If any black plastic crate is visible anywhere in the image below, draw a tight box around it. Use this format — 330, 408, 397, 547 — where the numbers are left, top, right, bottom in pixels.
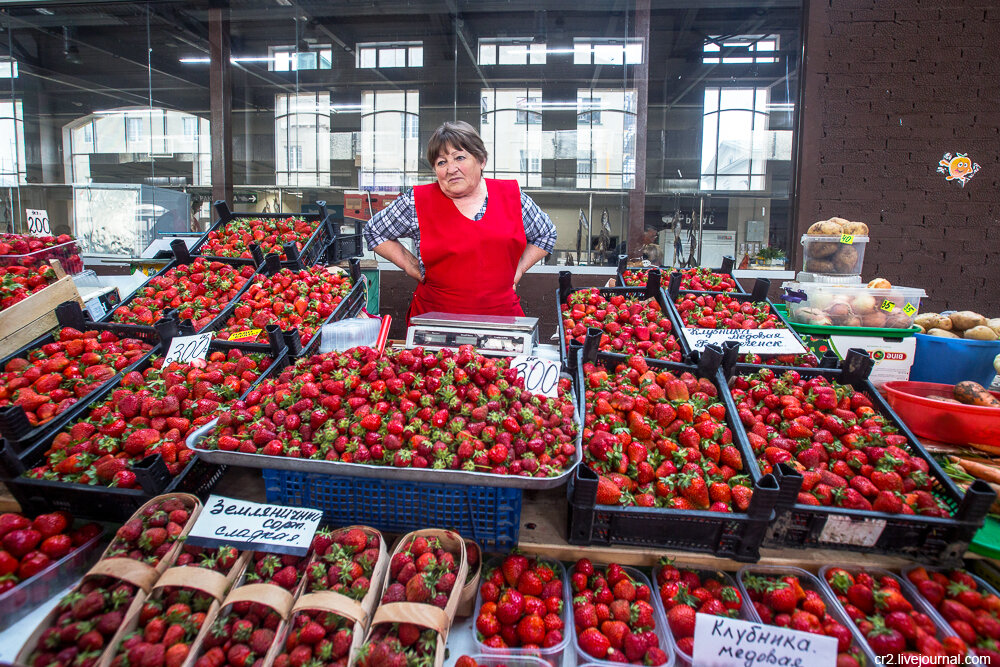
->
615, 254, 748, 293
190, 200, 333, 269
0, 301, 161, 450
726, 352, 995, 564
566, 345, 782, 562
0, 329, 288, 521
556, 269, 690, 374
324, 217, 364, 263
100, 239, 260, 336
207, 256, 365, 359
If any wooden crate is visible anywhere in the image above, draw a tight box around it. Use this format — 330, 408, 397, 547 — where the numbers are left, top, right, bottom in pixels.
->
0, 260, 84, 356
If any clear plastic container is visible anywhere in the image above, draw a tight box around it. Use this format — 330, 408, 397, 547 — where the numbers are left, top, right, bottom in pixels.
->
472, 557, 571, 667
651, 563, 750, 667
795, 272, 863, 285
570, 566, 675, 667
0, 239, 83, 273
800, 234, 869, 276
460, 655, 551, 667
899, 564, 997, 648
318, 316, 382, 353
782, 281, 926, 329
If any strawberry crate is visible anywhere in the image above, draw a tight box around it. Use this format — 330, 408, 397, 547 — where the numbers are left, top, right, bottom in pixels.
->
616, 255, 746, 293
0, 332, 288, 521
0, 301, 159, 450
206, 255, 365, 358
262, 468, 522, 551
324, 217, 364, 262
100, 238, 260, 335
557, 269, 690, 373
190, 200, 333, 269
566, 346, 783, 562
726, 352, 995, 563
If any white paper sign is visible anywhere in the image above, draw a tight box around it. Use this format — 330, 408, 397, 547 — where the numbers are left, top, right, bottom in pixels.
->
162, 332, 212, 366
85, 298, 107, 321
682, 327, 807, 355
185, 495, 323, 556
818, 515, 887, 547
510, 355, 560, 398
691, 613, 838, 667
25, 209, 51, 236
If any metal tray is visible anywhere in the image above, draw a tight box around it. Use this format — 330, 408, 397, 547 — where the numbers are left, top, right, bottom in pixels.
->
186, 374, 582, 491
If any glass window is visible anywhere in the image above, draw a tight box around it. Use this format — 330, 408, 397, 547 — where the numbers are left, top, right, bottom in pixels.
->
125, 116, 143, 143
0, 58, 17, 79
577, 89, 636, 189
478, 39, 546, 66
357, 42, 423, 68
0, 100, 25, 187
480, 89, 542, 188
269, 45, 333, 72
275, 92, 331, 187
360, 90, 419, 188
573, 39, 643, 65
703, 35, 780, 65
700, 87, 769, 191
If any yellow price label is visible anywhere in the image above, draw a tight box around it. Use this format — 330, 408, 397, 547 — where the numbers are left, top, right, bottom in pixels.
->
880, 300, 896, 312
903, 303, 917, 316
229, 329, 262, 341
840, 234, 854, 245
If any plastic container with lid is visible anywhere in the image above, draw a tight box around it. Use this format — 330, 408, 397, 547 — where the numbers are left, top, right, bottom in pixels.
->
801, 234, 868, 276
782, 281, 926, 329
318, 316, 382, 353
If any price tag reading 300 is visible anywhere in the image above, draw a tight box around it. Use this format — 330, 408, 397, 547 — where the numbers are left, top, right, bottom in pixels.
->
163, 333, 212, 366
510, 355, 561, 399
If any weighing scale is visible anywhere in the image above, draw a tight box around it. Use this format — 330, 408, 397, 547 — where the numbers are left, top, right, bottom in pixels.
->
406, 312, 538, 356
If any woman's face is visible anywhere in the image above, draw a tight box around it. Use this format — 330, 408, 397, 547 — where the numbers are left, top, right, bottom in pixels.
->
434, 144, 485, 199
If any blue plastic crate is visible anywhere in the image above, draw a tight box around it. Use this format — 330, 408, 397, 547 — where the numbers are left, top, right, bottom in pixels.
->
262, 469, 522, 550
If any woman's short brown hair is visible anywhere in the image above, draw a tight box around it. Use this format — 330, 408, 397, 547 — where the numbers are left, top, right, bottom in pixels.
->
426, 121, 488, 166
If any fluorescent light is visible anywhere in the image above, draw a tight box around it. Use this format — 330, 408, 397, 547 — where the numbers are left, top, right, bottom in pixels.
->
545, 48, 575, 54
36, 7, 54, 15
329, 104, 363, 113
93, 108, 158, 115
179, 56, 275, 64
179, 57, 210, 64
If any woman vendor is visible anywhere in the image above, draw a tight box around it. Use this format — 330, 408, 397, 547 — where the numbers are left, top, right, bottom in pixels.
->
363, 121, 556, 324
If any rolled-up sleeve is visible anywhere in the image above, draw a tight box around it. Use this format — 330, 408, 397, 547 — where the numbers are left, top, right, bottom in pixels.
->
521, 192, 556, 253
363, 190, 418, 251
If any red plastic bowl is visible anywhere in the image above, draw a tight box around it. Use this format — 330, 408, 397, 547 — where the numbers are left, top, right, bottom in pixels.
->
884, 381, 1000, 446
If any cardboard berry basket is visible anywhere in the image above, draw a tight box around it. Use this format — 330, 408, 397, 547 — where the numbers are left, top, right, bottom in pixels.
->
0, 332, 287, 522
15, 556, 159, 667
205, 254, 365, 358
0, 300, 160, 451
567, 343, 782, 562
97, 554, 239, 667
263, 590, 370, 667
615, 255, 747, 294
650, 561, 752, 667
471, 556, 571, 667
456, 538, 482, 619
816, 564, 959, 661
556, 269, 691, 373
97, 493, 203, 574
182, 579, 296, 667
99, 239, 261, 336
382, 529, 469, 626
736, 564, 871, 667
302, 525, 390, 620
725, 350, 995, 563
361, 602, 451, 667
190, 200, 335, 270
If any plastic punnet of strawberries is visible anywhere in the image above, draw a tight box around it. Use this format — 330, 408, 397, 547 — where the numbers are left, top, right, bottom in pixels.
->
675, 293, 783, 330
382, 534, 460, 608
196, 600, 283, 667
110, 583, 215, 667
656, 558, 743, 657
824, 567, 967, 660
582, 355, 754, 511
905, 567, 1000, 662
205, 345, 578, 476
1, 326, 154, 427
0, 511, 101, 593
215, 267, 354, 345
199, 217, 319, 260
27, 575, 141, 667
731, 368, 952, 516
111, 258, 255, 329
621, 267, 741, 292
26, 350, 271, 488
570, 558, 667, 665
0, 263, 60, 311
356, 623, 439, 667
105, 496, 195, 568
739, 571, 866, 667
304, 526, 381, 599
475, 552, 565, 651
273, 607, 356, 667
561, 288, 683, 361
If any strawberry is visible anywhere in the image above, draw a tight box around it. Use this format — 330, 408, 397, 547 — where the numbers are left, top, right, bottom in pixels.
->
199, 216, 320, 261
675, 293, 783, 330
622, 266, 740, 292
562, 288, 683, 361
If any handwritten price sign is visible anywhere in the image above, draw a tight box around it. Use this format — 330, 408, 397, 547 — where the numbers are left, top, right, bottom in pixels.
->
25, 209, 51, 236
510, 355, 561, 399
163, 333, 212, 366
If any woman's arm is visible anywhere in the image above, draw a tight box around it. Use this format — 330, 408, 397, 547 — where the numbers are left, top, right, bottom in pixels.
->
513, 243, 549, 289
373, 239, 424, 283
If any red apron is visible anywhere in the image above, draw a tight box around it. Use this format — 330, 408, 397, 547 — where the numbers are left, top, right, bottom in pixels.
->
406, 178, 526, 325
